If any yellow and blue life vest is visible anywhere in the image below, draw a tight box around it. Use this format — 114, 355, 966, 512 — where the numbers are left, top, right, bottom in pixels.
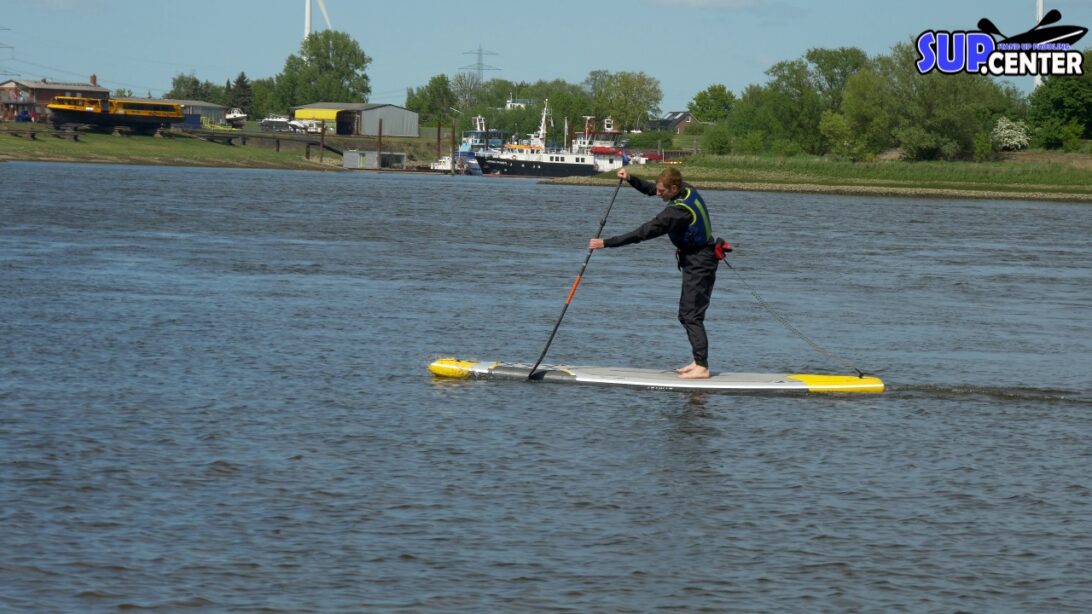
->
668, 186, 713, 249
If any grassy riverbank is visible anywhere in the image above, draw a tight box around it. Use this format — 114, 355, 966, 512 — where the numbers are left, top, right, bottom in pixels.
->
0, 126, 344, 171
552, 152, 1092, 202
3, 123, 1089, 201
0, 123, 448, 171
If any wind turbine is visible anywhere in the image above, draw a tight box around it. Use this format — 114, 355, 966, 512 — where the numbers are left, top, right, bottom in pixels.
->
1034, 0, 1043, 88
304, 0, 333, 40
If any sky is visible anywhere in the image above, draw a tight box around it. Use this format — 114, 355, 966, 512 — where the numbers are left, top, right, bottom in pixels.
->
2, 0, 1089, 113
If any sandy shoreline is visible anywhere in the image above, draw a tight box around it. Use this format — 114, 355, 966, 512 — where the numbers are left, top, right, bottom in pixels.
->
543, 176, 1092, 203
3, 153, 1089, 202
0, 151, 341, 172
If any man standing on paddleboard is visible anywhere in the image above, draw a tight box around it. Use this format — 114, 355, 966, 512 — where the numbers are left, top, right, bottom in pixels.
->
589, 168, 720, 380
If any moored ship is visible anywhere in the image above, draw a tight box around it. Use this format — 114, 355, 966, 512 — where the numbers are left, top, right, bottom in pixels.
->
474, 100, 641, 178
47, 96, 185, 134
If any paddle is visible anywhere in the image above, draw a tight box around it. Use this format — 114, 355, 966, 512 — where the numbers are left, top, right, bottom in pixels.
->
527, 178, 624, 380
977, 18, 1006, 39
1036, 9, 1062, 30
979, 9, 1064, 41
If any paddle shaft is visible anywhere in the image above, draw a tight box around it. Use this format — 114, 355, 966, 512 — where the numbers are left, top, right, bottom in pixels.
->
528, 178, 624, 380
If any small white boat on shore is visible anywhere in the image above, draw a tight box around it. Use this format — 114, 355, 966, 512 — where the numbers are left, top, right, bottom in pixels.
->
430, 155, 481, 175
259, 115, 291, 132
225, 108, 247, 128
430, 156, 454, 171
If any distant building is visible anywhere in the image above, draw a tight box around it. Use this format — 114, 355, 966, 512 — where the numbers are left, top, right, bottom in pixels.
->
290, 102, 419, 137
164, 99, 227, 128
359, 104, 419, 137
658, 111, 698, 135
0, 75, 109, 121
505, 96, 532, 110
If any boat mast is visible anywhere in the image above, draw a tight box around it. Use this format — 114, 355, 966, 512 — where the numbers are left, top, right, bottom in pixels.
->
537, 99, 549, 147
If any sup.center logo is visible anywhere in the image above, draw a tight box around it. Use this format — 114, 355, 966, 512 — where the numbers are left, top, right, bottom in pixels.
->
916, 9, 1087, 77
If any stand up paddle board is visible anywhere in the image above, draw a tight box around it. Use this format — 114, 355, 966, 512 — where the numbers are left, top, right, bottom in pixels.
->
428, 358, 884, 394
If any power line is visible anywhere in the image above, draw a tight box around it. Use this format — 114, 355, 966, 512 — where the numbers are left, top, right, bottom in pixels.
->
370, 87, 412, 102
7, 58, 165, 95
459, 45, 500, 82
0, 25, 17, 77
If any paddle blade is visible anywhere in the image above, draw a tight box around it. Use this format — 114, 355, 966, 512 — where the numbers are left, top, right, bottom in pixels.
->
1038, 9, 1062, 29
977, 18, 1004, 38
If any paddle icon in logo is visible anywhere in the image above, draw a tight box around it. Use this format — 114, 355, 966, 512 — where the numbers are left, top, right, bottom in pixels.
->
977, 9, 1087, 48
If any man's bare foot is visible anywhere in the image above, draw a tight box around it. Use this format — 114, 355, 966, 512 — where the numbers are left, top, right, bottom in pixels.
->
678, 366, 711, 379
675, 362, 698, 374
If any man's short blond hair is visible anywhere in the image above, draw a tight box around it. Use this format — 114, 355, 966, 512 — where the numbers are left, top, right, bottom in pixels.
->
657, 168, 683, 191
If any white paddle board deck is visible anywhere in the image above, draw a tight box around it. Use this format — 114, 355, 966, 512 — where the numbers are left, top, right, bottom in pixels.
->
429, 358, 884, 394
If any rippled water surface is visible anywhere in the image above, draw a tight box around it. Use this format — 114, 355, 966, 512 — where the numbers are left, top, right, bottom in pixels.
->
2, 162, 1090, 611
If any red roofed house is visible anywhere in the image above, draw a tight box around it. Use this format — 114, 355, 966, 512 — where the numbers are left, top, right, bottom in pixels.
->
0, 75, 109, 122
657, 111, 698, 135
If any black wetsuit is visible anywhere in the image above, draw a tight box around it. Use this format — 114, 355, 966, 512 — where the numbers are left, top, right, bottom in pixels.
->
602, 177, 719, 368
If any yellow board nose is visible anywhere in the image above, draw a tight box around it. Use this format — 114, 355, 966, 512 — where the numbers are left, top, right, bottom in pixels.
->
428, 358, 478, 378
786, 374, 885, 393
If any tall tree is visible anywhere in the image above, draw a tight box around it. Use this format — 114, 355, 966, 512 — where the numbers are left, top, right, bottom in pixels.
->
764, 59, 825, 154
206, 82, 227, 105
274, 30, 371, 108
839, 68, 898, 154
512, 79, 592, 140
580, 70, 661, 131
804, 47, 870, 111
249, 77, 278, 119
725, 83, 782, 153
451, 72, 483, 109
687, 84, 736, 122
583, 69, 613, 120
1028, 49, 1092, 141
226, 72, 253, 113
405, 74, 455, 124
879, 42, 1022, 160
166, 72, 226, 104
166, 73, 204, 100
477, 78, 519, 108
607, 71, 662, 131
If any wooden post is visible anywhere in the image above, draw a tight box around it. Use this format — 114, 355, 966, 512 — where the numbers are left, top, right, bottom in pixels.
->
377, 118, 383, 170
320, 122, 325, 163
450, 116, 457, 175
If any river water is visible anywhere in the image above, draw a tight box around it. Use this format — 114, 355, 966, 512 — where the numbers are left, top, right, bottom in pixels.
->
2, 161, 1090, 611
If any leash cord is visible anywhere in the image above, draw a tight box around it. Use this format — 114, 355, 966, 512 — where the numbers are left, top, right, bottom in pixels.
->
721, 261, 870, 378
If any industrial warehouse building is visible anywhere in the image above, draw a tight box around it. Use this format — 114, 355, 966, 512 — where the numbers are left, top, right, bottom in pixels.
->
165, 99, 227, 128
289, 102, 419, 137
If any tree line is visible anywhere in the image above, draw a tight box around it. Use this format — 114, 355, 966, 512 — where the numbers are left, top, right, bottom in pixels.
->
165, 30, 664, 144
404, 69, 663, 146
166, 31, 371, 120
689, 45, 1092, 160
164, 30, 1088, 160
